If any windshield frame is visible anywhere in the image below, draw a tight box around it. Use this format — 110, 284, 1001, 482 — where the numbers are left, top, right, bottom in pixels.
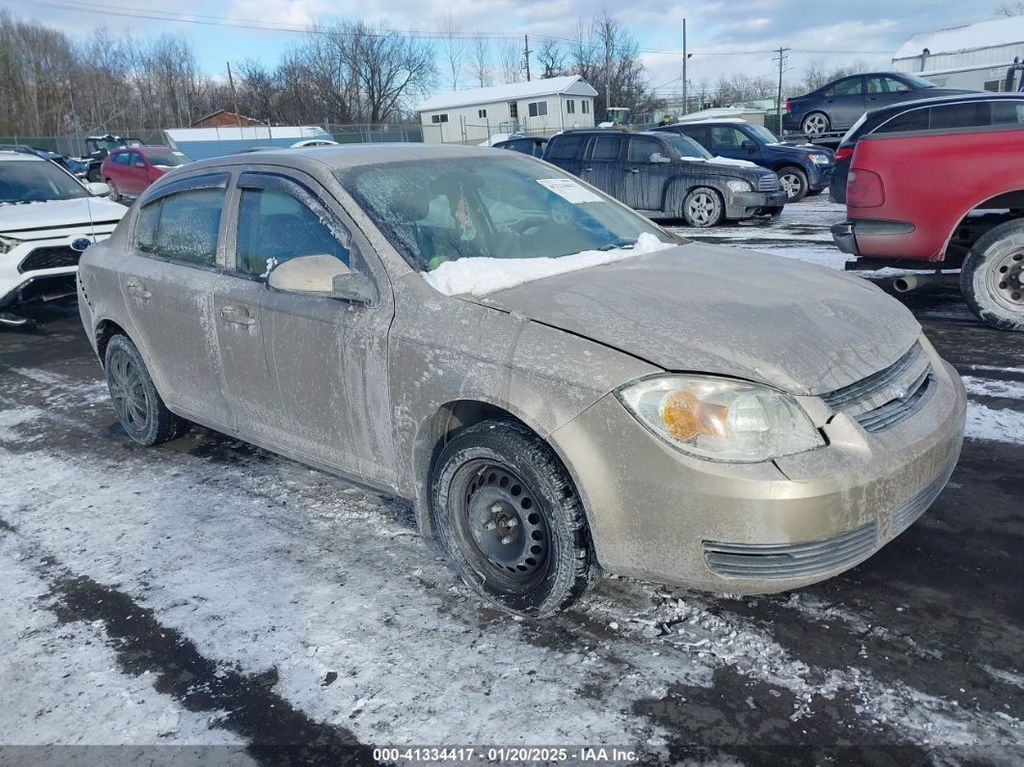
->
742, 122, 780, 144
900, 73, 937, 89
0, 158, 89, 205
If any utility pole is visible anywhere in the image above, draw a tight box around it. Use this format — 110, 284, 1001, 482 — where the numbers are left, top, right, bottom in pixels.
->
524, 34, 532, 81
226, 61, 242, 128
681, 19, 687, 115
773, 47, 789, 135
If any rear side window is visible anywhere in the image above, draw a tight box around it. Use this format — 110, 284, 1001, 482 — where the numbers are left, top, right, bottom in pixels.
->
112, 152, 130, 165
832, 77, 863, 97
876, 101, 1024, 134
135, 188, 225, 267
992, 101, 1024, 125
875, 109, 929, 134
589, 135, 622, 161
929, 102, 992, 130
546, 135, 584, 160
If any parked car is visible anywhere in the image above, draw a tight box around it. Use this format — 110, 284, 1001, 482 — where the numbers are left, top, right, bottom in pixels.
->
655, 119, 834, 201
101, 146, 189, 202
493, 136, 548, 158
78, 145, 965, 616
832, 92, 1024, 331
0, 151, 124, 325
542, 129, 786, 227
81, 134, 144, 182
784, 72, 973, 138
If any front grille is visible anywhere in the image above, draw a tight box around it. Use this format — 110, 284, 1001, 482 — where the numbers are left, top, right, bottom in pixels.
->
18, 246, 80, 273
891, 462, 956, 536
822, 343, 934, 432
756, 175, 781, 192
703, 522, 878, 579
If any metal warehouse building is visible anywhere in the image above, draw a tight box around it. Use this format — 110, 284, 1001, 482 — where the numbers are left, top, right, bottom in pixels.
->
417, 75, 598, 144
893, 16, 1024, 91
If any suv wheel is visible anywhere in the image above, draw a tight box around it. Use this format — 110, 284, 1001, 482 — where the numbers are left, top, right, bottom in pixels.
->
777, 166, 809, 201
801, 112, 830, 137
104, 334, 191, 445
961, 219, 1024, 331
682, 187, 723, 228
429, 420, 600, 617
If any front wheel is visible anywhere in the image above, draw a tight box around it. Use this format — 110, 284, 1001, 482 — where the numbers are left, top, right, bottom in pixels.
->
104, 334, 191, 444
106, 179, 120, 203
961, 219, 1024, 331
429, 420, 600, 617
777, 166, 809, 201
682, 187, 724, 228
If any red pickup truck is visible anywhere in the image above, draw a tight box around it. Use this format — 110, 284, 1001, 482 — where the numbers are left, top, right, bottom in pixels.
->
832, 93, 1024, 331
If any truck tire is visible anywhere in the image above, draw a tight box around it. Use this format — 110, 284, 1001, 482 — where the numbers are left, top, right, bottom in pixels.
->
960, 218, 1024, 331
429, 420, 601, 617
777, 166, 809, 201
682, 187, 724, 227
104, 334, 191, 445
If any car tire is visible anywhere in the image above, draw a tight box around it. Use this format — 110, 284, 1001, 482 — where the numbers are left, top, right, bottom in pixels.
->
104, 334, 191, 445
682, 187, 724, 228
777, 166, 809, 201
429, 420, 601, 617
960, 218, 1024, 331
801, 112, 831, 137
106, 179, 120, 203
806, 187, 825, 197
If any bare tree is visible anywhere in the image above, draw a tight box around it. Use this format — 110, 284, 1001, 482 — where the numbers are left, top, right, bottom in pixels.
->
469, 36, 494, 87
438, 15, 463, 90
998, 2, 1024, 15
498, 39, 522, 84
537, 39, 566, 79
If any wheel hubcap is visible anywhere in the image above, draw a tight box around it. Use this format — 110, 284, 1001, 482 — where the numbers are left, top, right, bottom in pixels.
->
458, 462, 549, 581
108, 349, 149, 431
688, 194, 714, 225
990, 250, 1024, 308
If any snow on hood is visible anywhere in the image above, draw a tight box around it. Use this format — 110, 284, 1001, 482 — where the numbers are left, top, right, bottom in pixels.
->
422, 232, 673, 297
0, 197, 126, 233
681, 156, 761, 169
477, 243, 921, 395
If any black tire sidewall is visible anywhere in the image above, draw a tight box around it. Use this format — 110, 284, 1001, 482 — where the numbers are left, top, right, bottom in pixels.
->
960, 220, 1024, 331
104, 335, 165, 445
429, 422, 591, 616
683, 187, 723, 227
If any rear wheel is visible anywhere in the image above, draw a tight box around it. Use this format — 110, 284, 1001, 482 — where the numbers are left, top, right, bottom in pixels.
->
429, 420, 600, 617
960, 218, 1024, 331
777, 166, 809, 201
682, 187, 724, 227
106, 179, 120, 203
801, 112, 830, 137
104, 334, 191, 445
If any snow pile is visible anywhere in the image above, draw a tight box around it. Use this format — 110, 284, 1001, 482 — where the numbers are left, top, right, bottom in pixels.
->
422, 232, 674, 297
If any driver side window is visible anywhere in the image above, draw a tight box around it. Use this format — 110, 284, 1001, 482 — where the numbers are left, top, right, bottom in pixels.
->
235, 186, 350, 279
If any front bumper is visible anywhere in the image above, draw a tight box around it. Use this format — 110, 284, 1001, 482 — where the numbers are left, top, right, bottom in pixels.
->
1, 230, 115, 309
807, 164, 834, 190
549, 354, 966, 594
725, 190, 787, 220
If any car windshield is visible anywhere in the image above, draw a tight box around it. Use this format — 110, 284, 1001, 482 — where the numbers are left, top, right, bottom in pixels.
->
901, 73, 936, 89
339, 155, 672, 271
145, 150, 189, 168
0, 160, 87, 204
744, 123, 780, 144
665, 135, 713, 160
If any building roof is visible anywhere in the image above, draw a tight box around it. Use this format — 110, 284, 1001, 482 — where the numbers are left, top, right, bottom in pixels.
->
190, 109, 263, 128
895, 16, 1024, 60
417, 76, 597, 112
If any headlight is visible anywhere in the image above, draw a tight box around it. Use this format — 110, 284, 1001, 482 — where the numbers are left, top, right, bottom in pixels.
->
810, 154, 832, 166
726, 179, 752, 193
0, 235, 20, 254
616, 375, 825, 463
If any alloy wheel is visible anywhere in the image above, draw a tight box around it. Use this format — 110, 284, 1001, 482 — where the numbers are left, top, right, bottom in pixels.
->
780, 172, 804, 200
686, 193, 716, 226
107, 347, 151, 432
802, 113, 829, 137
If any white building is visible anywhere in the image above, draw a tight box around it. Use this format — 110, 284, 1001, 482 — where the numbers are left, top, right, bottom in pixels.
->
892, 16, 1024, 91
417, 76, 598, 144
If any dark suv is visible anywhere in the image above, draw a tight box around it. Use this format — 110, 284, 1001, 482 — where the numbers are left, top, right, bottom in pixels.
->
542, 130, 786, 227
655, 119, 834, 201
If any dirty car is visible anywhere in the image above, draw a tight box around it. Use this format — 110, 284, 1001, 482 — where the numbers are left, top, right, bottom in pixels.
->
77, 144, 967, 617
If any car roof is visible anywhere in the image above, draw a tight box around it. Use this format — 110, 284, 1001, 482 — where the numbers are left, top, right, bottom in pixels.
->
0, 150, 44, 162
842, 91, 1024, 144
662, 118, 751, 126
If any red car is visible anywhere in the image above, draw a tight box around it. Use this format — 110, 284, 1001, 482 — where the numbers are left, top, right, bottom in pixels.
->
101, 146, 188, 203
832, 93, 1024, 331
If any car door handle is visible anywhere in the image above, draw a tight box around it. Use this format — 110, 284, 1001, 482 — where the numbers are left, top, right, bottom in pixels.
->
581, 167, 592, 172
627, 168, 640, 174
125, 279, 151, 300
219, 305, 255, 326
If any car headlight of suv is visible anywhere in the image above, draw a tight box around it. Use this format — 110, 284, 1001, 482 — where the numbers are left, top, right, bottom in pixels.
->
726, 179, 752, 193
0, 235, 21, 254
810, 154, 832, 166
616, 374, 825, 463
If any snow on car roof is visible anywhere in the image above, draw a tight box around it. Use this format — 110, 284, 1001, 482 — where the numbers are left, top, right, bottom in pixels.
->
671, 117, 751, 126
895, 16, 1024, 59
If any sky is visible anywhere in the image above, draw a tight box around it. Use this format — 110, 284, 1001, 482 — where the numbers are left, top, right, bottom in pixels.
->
0, 0, 995, 96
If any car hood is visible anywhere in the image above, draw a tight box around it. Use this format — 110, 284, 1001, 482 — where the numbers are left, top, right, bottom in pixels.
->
677, 158, 769, 182
477, 243, 920, 395
765, 143, 832, 161
0, 197, 126, 233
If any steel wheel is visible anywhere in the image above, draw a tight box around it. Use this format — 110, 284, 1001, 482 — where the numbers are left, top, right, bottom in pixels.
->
107, 346, 151, 432
988, 249, 1024, 312
683, 188, 723, 228
452, 460, 550, 593
801, 112, 830, 137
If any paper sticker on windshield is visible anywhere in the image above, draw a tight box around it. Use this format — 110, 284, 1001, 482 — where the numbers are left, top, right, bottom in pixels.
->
537, 178, 603, 204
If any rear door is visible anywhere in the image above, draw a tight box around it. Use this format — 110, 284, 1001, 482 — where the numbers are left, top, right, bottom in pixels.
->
583, 134, 624, 201
675, 125, 711, 152
707, 124, 751, 162
543, 134, 586, 177
826, 76, 867, 129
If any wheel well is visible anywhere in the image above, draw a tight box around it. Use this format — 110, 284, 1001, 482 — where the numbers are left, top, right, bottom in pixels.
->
944, 192, 1024, 265
413, 400, 536, 536
94, 319, 128, 366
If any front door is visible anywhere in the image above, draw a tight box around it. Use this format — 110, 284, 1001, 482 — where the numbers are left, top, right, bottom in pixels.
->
121, 174, 233, 430
223, 170, 396, 483
623, 136, 671, 212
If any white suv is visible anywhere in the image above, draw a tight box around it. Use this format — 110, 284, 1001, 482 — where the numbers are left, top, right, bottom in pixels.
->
0, 151, 126, 325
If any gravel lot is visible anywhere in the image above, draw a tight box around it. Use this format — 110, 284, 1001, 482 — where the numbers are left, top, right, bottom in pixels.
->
1, 198, 1022, 764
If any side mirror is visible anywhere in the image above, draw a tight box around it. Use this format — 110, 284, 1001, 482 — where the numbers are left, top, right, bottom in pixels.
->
86, 182, 110, 197
741, 140, 757, 152
649, 152, 671, 164
267, 254, 376, 305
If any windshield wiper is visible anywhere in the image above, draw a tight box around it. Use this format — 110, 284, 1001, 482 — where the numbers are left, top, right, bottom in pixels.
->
597, 239, 636, 251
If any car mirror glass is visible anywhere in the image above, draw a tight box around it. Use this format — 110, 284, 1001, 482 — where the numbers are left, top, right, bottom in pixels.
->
741, 140, 757, 152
